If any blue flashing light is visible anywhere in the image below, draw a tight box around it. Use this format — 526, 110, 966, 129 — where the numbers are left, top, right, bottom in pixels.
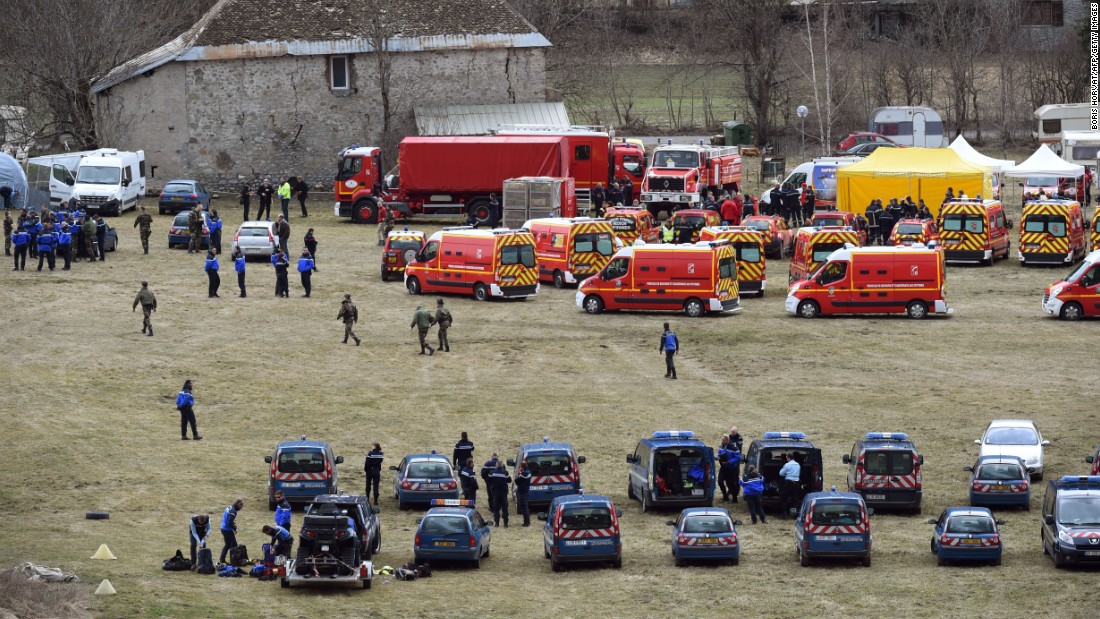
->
652, 430, 695, 440
865, 432, 909, 441
1060, 476, 1100, 484
762, 432, 806, 440
543, 437, 550, 443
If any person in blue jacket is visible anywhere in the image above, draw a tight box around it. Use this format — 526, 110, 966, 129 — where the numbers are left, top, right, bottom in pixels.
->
232, 246, 246, 297
273, 491, 291, 530
220, 499, 244, 564
189, 514, 210, 567
659, 322, 679, 379
208, 209, 223, 254
11, 224, 30, 271
740, 465, 766, 524
262, 524, 293, 558
297, 248, 315, 297
56, 222, 72, 270
176, 379, 202, 440
36, 221, 58, 271
205, 248, 220, 298
717, 436, 742, 503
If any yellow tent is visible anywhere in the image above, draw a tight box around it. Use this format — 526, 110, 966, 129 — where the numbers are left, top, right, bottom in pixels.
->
836, 148, 993, 217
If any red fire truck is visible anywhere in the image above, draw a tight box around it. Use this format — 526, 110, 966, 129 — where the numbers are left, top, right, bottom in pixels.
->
641, 143, 742, 218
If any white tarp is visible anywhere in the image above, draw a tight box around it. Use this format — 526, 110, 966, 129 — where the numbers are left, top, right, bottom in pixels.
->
947, 136, 1015, 172
1003, 144, 1084, 178
0, 152, 29, 211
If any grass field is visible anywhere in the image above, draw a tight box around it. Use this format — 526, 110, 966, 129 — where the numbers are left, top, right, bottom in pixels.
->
2, 164, 1099, 618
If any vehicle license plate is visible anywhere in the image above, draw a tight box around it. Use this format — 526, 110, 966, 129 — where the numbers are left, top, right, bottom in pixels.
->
565, 540, 586, 546
991, 485, 1009, 491
420, 484, 439, 490
816, 535, 836, 541
530, 485, 550, 491
1025, 243, 1040, 249
960, 539, 981, 545
945, 238, 961, 245
697, 538, 717, 545
435, 541, 455, 547
867, 494, 886, 500
1084, 551, 1100, 557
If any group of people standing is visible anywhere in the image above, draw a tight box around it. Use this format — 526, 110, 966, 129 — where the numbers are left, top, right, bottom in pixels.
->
7, 205, 109, 271
590, 176, 636, 216
239, 177, 309, 221
864, 195, 934, 245
765, 182, 817, 228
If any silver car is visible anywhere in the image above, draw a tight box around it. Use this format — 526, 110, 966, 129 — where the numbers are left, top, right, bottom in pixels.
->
975, 419, 1050, 480
233, 221, 277, 257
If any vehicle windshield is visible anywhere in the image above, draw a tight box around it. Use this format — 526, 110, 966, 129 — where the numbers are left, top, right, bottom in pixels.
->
653, 150, 699, 169
815, 216, 846, 227
985, 427, 1038, 445
718, 256, 736, 279
525, 453, 572, 476
574, 232, 615, 256
744, 220, 769, 232
896, 223, 924, 235
942, 214, 984, 233
1058, 497, 1100, 526
1024, 214, 1067, 237
1026, 176, 1059, 187
1071, 145, 1100, 161
337, 156, 362, 178
561, 507, 612, 530
422, 515, 468, 535
76, 165, 121, 185
976, 464, 1024, 481
408, 461, 451, 479
683, 516, 732, 534
388, 239, 422, 251
946, 516, 994, 534
277, 449, 325, 473
678, 216, 707, 229
863, 451, 913, 475
238, 227, 270, 237
811, 503, 862, 525
812, 242, 845, 263
164, 182, 194, 193
622, 155, 644, 175
735, 243, 761, 262
1064, 261, 1092, 282
500, 244, 536, 269
607, 215, 637, 232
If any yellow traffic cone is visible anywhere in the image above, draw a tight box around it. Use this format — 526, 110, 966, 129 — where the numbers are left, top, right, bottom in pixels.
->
94, 579, 116, 595
90, 544, 116, 560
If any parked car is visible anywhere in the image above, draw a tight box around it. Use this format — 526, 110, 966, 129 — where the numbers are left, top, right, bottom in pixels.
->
928, 507, 1004, 566
742, 215, 794, 259
666, 507, 741, 566
413, 499, 491, 568
975, 420, 1049, 481
964, 455, 1031, 510
390, 452, 459, 509
168, 211, 211, 249
158, 180, 211, 215
838, 142, 900, 157
834, 132, 900, 154
233, 221, 278, 258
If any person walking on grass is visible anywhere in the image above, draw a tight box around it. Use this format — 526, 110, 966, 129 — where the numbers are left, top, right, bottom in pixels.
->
205, 248, 220, 298
232, 246, 246, 297
132, 280, 157, 336
410, 304, 436, 355
297, 248, 314, 297
337, 293, 361, 345
176, 379, 202, 440
660, 322, 679, 379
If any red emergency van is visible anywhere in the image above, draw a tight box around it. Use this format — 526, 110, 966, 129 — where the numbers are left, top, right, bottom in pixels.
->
603, 206, 660, 245
404, 227, 539, 300
525, 217, 620, 287
670, 209, 722, 243
699, 226, 767, 296
810, 211, 868, 246
786, 245, 952, 319
1090, 208, 1100, 251
576, 241, 741, 316
1042, 249, 1100, 320
788, 226, 862, 284
1018, 199, 1087, 266
938, 200, 1011, 265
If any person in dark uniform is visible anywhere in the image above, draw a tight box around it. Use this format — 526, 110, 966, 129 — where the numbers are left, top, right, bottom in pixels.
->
81, 216, 96, 261
481, 452, 500, 507
133, 206, 153, 254
767, 183, 782, 216
460, 457, 479, 503
25, 211, 39, 259
208, 209, 223, 255
132, 280, 157, 336
219, 499, 243, 564
726, 426, 744, 502
296, 176, 309, 217
740, 466, 766, 524
591, 183, 605, 217
232, 246, 246, 297
189, 514, 210, 568
660, 322, 679, 379
273, 491, 291, 530
5, 208, 14, 256
176, 379, 202, 440
717, 436, 737, 502
256, 178, 274, 221
802, 184, 816, 224
877, 206, 896, 247
364, 442, 383, 504
274, 215, 290, 257
487, 462, 512, 527
262, 524, 293, 558
205, 248, 220, 297
488, 193, 500, 227
621, 176, 634, 204
35, 221, 57, 271
11, 223, 29, 270
297, 248, 314, 297
94, 214, 107, 261
239, 182, 252, 221
434, 298, 452, 352
607, 182, 622, 207
453, 432, 474, 468
675, 219, 694, 244
56, 222, 72, 270
515, 461, 532, 526
304, 228, 318, 270
273, 250, 289, 298
864, 200, 882, 245
0, 186, 11, 211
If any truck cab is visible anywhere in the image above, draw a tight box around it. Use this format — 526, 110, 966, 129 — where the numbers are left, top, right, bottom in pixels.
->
334, 145, 384, 223
626, 430, 715, 512
843, 432, 923, 512
1042, 249, 1100, 320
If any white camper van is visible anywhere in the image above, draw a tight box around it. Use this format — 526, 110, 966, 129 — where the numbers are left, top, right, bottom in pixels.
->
1060, 130, 1100, 173
868, 106, 946, 148
71, 149, 145, 215
1034, 104, 1093, 148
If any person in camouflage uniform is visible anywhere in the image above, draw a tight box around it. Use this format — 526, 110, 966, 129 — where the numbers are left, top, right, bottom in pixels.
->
133, 206, 153, 254
434, 298, 452, 352
81, 216, 97, 261
132, 281, 157, 336
337, 293, 361, 345
410, 304, 436, 355
187, 205, 204, 254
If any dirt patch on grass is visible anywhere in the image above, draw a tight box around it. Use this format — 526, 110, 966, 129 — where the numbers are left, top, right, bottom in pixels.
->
0, 570, 90, 619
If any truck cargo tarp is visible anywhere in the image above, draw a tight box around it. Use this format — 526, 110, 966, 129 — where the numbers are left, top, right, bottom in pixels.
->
0, 152, 30, 211
1003, 144, 1084, 178
399, 137, 569, 193
836, 148, 993, 216
947, 136, 1015, 173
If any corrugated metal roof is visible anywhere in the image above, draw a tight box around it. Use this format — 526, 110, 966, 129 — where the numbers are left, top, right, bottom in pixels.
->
415, 103, 570, 136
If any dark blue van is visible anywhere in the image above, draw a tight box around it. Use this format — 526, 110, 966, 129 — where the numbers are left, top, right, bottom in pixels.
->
539, 492, 622, 571
507, 438, 586, 509
627, 431, 716, 512
264, 438, 343, 509
794, 489, 873, 567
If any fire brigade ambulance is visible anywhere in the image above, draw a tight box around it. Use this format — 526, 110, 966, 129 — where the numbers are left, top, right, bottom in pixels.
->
603, 205, 660, 245
380, 229, 425, 282
842, 432, 924, 513
699, 226, 767, 296
786, 244, 952, 319
1018, 199, 1087, 266
577, 241, 741, 316
937, 199, 1011, 265
1041, 249, 1100, 320
525, 217, 620, 288
787, 226, 861, 284
1091, 208, 1100, 251
641, 142, 742, 218
404, 227, 539, 301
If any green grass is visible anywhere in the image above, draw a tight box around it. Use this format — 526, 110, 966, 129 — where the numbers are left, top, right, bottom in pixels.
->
1, 181, 1098, 618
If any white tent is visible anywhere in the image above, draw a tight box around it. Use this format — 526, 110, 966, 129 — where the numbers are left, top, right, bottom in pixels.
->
1004, 144, 1084, 178
947, 136, 1015, 172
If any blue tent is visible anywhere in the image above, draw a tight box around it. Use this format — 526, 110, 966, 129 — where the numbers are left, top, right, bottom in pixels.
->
0, 152, 29, 211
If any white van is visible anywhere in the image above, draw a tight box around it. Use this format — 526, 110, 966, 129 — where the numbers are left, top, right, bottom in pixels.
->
868, 106, 946, 148
1034, 104, 1093, 148
72, 148, 145, 216
761, 157, 861, 209
1060, 130, 1100, 173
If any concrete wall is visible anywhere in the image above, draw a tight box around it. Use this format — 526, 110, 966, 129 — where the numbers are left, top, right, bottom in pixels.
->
98, 47, 546, 190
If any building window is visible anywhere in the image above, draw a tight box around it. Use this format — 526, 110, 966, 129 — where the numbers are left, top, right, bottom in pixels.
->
330, 56, 349, 90
1023, 1, 1063, 26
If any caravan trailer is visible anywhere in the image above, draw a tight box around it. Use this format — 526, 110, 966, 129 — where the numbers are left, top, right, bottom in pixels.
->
867, 107, 946, 148
1060, 131, 1100, 173
1034, 104, 1093, 148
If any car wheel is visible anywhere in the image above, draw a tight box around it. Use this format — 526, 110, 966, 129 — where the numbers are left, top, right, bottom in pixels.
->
937, 554, 946, 567
797, 300, 820, 319
612, 558, 622, 569
414, 554, 423, 564
730, 555, 739, 566
799, 548, 810, 567
553, 270, 565, 289
468, 200, 492, 227
992, 556, 1002, 567
583, 295, 604, 315
398, 502, 407, 511
1041, 531, 1049, 555
483, 544, 490, 558
906, 300, 928, 319
159, 206, 166, 215
280, 578, 289, 589
544, 545, 551, 559
472, 554, 481, 570
380, 265, 389, 282
373, 530, 381, 554
1053, 547, 1068, 569
363, 539, 372, 560
362, 577, 371, 589
641, 492, 650, 514
930, 540, 936, 554
861, 554, 871, 568
473, 283, 489, 302
627, 481, 636, 500
674, 556, 683, 567
1060, 302, 1084, 321
406, 277, 421, 295
683, 298, 704, 317
550, 556, 562, 572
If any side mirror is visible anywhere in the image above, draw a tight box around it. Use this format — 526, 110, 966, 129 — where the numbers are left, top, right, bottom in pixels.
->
388, 465, 399, 471
918, 456, 925, 466
626, 455, 635, 464
733, 519, 743, 526
1043, 514, 1055, 525
963, 466, 973, 472
506, 459, 516, 467
65, 178, 74, 186
996, 519, 1006, 526
788, 507, 798, 517
415, 517, 423, 524
842, 455, 851, 464
537, 512, 548, 521
372, 506, 380, 514
577, 456, 587, 464
1041, 440, 1051, 446
926, 518, 938, 525
121, 179, 130, 187
615, 510, 622, 518
335, 456, 344, 465
974, 439, 982, 445
866, 508, 874, 517
601, 272, 609, 281
1086, 456, 1095, 464
665, 520, 676, 526
264, 456, 273, 463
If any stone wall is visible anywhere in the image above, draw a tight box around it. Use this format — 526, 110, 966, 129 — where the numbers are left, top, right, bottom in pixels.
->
98, 46, 546, 191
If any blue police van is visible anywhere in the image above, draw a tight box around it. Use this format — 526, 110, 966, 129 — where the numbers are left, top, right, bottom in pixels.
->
264, 438, 344, 509
1041, 475, 1100, 568
842, 432, 924, 512
507, 438, 586, 510
627, 431, 716, 512
744, 432, 823, 511
539, 492, 622, 571
794, 489, 873, 567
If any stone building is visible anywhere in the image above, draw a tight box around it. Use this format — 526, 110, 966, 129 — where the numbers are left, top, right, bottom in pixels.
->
92, 0, 551, 189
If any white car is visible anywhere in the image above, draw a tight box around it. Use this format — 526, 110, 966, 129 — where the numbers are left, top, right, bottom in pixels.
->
975, 419, 1050, 480
232, 221, 278, 257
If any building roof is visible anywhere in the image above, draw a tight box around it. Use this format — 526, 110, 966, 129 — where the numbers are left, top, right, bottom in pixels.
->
94, 0, 550, 94
415, 102, 570, 136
